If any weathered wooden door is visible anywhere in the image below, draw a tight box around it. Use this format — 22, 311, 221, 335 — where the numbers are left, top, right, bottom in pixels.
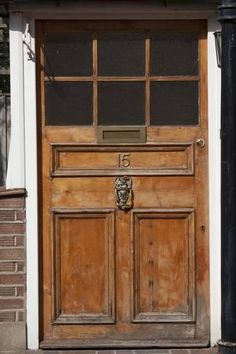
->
37, 20, 209, 348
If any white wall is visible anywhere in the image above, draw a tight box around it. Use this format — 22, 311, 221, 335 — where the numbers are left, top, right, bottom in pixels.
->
7, 13, 25, 188
7, 9, 221, 349
22, 16, 39, 350
7, 14, 39, 349
208, 18, 222, 345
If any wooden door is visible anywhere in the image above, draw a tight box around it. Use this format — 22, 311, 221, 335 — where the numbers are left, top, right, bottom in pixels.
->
37, 20, 209, 349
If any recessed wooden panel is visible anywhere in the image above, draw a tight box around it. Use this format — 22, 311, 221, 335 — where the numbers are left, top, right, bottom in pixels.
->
53, 209, 115, 324
132, 209, 195, 322
51, 144, 194, 176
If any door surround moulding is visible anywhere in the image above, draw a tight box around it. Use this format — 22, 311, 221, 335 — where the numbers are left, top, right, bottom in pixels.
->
7, 10, 221, 349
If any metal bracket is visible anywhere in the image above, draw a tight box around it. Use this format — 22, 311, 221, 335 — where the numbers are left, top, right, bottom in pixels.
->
23, 19, 35, 61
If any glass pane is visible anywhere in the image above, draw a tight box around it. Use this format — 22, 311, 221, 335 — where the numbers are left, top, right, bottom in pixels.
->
45, 82, 93, 125
98, 82, 145, 125
151, 32, 198, 76
150, 81, 199, 125
44, 32, 93, 77
98, 32, 145, 76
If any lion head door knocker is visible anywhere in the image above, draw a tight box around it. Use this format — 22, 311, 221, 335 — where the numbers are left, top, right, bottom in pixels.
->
115, 176, 133, 211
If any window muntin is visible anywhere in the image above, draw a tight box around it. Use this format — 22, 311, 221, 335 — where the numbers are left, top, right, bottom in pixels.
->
43, 25, 200, 127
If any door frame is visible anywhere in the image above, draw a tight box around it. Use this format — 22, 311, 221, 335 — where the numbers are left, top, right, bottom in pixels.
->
7, 4, 221, 349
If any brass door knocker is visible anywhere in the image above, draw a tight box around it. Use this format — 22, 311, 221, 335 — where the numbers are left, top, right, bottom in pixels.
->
115, 176, 133, 211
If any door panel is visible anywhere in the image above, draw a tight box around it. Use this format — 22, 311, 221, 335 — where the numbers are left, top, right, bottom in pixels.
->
51, 144, 194, 176
37, 20, 209, 348
132, 210, 194, 323
53, 210, 115, 324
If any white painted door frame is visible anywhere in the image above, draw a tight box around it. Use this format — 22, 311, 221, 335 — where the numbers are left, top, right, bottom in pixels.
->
7, 6, 221, 349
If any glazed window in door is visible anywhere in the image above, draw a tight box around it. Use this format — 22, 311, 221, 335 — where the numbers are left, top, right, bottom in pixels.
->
37, 20, 209, 348
44, 26, 199, 126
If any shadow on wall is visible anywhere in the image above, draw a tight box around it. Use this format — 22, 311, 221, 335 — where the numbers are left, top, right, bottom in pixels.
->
0, 94, 10, 186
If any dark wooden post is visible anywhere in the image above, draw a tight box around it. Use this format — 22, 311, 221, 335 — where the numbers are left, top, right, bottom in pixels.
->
218, 1, 236, 353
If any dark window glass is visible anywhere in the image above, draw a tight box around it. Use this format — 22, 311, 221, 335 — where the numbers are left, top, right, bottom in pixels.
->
45, 82, 93, 125
151, 32, 198, 76
150, 81, 199, 125
44, 32, 93, 77
98, 82, 145, 125
98, 32, 145, 76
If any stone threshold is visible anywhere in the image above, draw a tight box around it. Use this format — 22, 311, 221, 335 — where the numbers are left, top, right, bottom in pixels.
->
0, 348, 218, 354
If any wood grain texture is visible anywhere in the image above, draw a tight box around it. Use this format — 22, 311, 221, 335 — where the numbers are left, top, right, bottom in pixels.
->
132, 210, 195, 323
37, 19, 209, 348
53, 210, 115, 324
44, 75, 199, 82
52, 144, 194, 176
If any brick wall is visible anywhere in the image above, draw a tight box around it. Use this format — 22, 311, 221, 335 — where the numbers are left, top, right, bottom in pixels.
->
0, 188, 26, 323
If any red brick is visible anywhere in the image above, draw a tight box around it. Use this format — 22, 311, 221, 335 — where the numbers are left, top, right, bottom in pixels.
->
0, 223, 25, 234
0, 298, 24, 309
0, 210, 15, 221
134, 351, 169, 354
17, 286, 24, 297
16, 262, 25, 272
0, 262, 16, 272
189, 350, 218, 353
0, 248, 24, 261
0, 286, 16, 296
0, 311, 16, 322
0, 273, 25, 285
0, 198, 24, 208
0, 236, 15, 247
15, 235, 24, 247
15, 210, 25, 221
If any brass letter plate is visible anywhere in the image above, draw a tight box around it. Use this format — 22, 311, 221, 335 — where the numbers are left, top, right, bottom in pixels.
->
97, 126, 146, 144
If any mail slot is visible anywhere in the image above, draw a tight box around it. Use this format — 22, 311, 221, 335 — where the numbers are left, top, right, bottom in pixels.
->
97, 126, 146, 143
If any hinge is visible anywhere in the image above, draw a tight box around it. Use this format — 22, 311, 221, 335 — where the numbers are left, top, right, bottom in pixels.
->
23, 19, 34, 61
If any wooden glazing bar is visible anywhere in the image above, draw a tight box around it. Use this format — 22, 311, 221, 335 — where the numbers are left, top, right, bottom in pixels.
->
150, 76, 200, 82
145, 32, 151, 126
44, 77, 94, 82
44, 76, 199, 82
198, 26, 207, 129
97, 77, 146, 81
93, 33, 98, 125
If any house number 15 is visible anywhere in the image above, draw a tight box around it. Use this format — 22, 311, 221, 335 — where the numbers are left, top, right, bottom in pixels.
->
119, 153, 130, 168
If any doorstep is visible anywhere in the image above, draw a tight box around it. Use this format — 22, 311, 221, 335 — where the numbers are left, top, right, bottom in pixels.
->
24, 348, 219, 354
